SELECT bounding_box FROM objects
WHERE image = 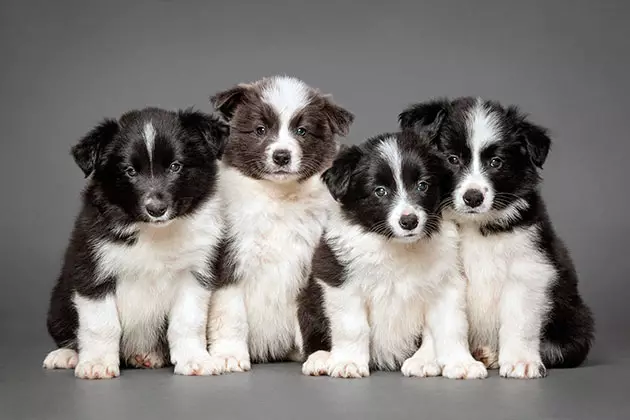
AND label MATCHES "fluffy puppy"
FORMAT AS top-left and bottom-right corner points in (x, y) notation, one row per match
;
(43, 107), (228, 379)
(299, 131), (487, 379)
(207, 76), (354, 372)
(399, 97), (594, 378)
